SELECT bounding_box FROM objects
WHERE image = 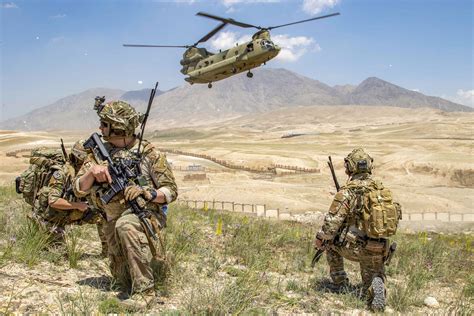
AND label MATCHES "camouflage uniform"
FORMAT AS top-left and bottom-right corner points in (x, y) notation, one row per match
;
(32, 142), (105, 245)
(74, 101), (178, 294)
(316, 148), (399, 311)
(318, 174), (388, 288)
(33, 162), (81, 240)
